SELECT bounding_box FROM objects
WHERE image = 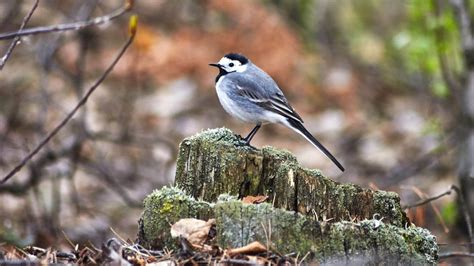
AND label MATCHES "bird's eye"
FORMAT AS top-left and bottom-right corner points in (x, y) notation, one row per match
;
(229, 63), (234, 67)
